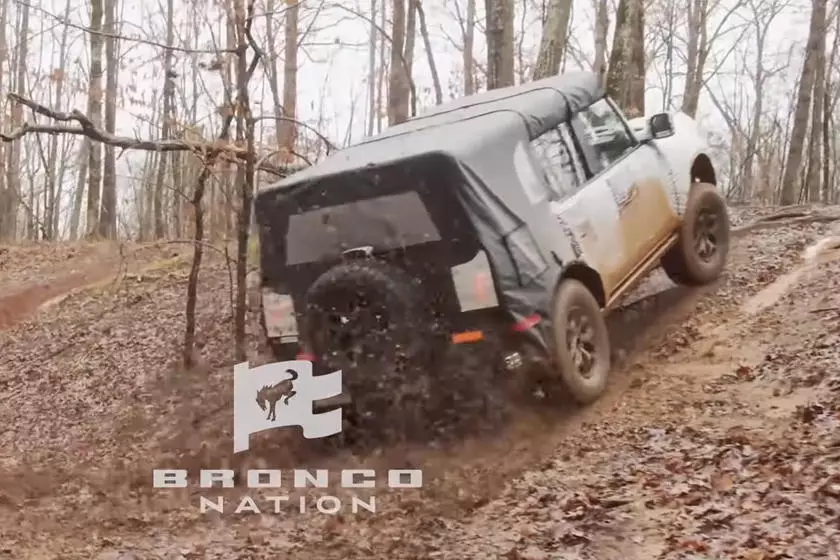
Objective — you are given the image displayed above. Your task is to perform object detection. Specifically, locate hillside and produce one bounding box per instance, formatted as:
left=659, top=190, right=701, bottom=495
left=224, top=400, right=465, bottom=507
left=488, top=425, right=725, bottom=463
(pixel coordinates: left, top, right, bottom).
left=0, top=206, right=839, bottom=559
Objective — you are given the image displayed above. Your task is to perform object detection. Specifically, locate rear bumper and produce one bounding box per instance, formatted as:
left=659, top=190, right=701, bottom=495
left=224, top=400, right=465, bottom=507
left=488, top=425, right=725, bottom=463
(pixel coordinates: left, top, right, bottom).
left=264, top=309, right=550, bottom=411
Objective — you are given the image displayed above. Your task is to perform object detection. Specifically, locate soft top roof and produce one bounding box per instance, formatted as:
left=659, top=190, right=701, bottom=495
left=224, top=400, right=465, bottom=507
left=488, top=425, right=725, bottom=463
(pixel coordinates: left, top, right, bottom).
left=262, top=71, right=604, bottom=192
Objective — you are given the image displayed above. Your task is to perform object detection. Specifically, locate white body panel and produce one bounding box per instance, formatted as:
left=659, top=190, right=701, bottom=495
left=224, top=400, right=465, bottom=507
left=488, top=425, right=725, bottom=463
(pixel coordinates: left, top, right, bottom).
left=629, top=111, right=712, bottom=214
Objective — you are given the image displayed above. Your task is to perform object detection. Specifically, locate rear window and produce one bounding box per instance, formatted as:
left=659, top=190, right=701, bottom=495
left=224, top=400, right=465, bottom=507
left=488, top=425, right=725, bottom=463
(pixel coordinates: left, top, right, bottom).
left=285, top=191, right=442, bottom=265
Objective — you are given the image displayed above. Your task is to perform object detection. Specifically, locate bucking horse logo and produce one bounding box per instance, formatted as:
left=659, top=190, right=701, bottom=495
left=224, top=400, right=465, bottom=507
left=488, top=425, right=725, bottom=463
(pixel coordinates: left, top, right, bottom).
left=256, top=369, right=298, bottom=421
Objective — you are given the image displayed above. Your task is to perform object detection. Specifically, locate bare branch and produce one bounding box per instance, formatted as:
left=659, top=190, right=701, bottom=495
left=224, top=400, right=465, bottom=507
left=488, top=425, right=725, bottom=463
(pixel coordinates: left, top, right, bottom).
left=16, top=0, right=234, bottom=54
left=0, top=93, right=298, bottom=178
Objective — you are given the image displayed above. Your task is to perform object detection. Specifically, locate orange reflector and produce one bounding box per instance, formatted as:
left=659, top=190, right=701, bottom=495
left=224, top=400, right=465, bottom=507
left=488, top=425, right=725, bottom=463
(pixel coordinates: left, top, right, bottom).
left=452, top=330, right=484, bottom=343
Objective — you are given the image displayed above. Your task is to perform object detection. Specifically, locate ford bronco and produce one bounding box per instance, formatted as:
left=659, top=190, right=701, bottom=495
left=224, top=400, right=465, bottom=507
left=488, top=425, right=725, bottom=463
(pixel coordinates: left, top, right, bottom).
left=254, top=71, right=730, bottom=436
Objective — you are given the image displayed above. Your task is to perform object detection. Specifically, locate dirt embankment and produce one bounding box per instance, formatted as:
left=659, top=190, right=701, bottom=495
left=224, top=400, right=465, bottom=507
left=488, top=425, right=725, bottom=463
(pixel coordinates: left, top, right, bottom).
left=0, top=206, right=839, bottom=559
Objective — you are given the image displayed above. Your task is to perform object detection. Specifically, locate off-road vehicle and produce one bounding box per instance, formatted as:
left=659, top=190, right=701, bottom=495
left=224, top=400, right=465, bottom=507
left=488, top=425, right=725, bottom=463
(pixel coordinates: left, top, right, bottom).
left=254, top=71, right=730, bottom=436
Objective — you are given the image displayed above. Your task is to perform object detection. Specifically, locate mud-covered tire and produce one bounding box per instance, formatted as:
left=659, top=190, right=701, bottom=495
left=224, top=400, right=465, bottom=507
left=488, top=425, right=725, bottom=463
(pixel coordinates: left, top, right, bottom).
left=304, top=260, right=440, bottom=442
left=304, top=260, right=429, bottom=372
left=661, top=183, right=730, bottom=286
left=549, top=279, right=611, bottom=404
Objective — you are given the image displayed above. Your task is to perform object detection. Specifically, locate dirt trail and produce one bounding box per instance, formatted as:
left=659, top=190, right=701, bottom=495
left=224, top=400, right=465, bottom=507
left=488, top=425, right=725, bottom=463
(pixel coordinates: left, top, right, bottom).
left=0, top=208, right=839, bottom=559
left=0, top=243, right=117, bottom=330
left=0, top=242, right=188, bottom=332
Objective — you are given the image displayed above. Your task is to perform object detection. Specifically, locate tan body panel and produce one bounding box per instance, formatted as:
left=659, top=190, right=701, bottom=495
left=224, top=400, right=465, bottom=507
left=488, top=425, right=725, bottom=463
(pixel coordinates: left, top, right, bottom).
left=599, top=178, right=680, bottom=305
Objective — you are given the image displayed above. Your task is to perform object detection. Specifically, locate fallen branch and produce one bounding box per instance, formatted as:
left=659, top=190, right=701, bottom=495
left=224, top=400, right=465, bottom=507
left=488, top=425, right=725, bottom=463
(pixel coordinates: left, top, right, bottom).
left=0, top=93, right=311, bottom=178
left=732, top=213, right=840, bottom=238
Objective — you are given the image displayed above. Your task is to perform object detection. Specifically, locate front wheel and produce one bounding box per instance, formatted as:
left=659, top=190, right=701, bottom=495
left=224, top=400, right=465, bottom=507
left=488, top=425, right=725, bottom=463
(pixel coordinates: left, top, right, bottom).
left=549, top=279, right=611, bottom=404
left=661, top=182, right=730, bottom=286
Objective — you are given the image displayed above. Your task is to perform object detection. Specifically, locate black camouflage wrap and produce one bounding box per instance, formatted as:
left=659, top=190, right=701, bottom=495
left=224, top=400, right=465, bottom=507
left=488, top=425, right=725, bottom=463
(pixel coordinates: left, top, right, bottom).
left=257, top=72, right=606, bottom=353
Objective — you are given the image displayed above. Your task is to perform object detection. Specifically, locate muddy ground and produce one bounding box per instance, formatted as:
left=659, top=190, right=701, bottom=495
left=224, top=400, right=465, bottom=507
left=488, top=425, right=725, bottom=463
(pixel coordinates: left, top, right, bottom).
left=1, top=205, right=839, bottom=559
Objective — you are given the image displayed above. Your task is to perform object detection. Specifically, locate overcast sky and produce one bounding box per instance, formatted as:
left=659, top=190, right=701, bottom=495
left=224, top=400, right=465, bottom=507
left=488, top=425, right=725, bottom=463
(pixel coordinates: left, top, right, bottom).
left=15, top=0, right=814, bottom=228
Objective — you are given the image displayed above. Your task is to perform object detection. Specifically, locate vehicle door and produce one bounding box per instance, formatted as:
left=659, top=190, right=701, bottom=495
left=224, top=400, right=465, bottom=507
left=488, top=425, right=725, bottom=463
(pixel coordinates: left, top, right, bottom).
left=569, top=98, right=679, bottom=288
left=527, top=123, right=627, bottom=296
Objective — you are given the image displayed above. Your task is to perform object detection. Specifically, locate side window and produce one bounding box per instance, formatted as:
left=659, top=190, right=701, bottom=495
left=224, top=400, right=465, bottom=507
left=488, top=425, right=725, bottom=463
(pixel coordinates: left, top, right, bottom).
left=573, top=98, right=638, bottom=176
left=529, top=123, right=585, bottom=201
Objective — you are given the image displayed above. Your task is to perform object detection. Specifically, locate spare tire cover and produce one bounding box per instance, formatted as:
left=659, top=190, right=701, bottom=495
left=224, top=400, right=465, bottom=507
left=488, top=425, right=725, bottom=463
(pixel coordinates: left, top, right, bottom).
left=303, top=260, right=428, bottom=376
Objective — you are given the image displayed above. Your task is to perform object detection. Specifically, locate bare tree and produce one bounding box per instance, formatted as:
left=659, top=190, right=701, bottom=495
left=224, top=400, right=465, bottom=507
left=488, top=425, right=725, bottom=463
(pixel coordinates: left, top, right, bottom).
left=533, top=0, right=573, bottom=80
left=417, top=0, right=443, bottom=104
left=86, top=0, right=105, bottom=238
left=606, top=0, right=645, bottom=116
left=780, top=0, right=826, bottom=205
left=805, top=4, right=827, bottom=202
left=464, top=0, right=477, bottom=94
left=367, top=0, right=378, bottom=135
left=680, top=0, right=708, bottom=117
left=279, top=0, right=299, bottom=160
left=1, top=0, right=30, bottom=240
left=151, top=0, right=177, bottom=239
left=388, top=0, right=410, bottom=124
left=45, top=0, right=75, bottom=239
left=740, top=0, right=788, bottom=201
left=98, top=0, right=119, bottom=238
left=593, top=0, right=609, bottom=77
left=485, top=0, right=515, bottom=89
left=0, top=0, right=8, bottom=239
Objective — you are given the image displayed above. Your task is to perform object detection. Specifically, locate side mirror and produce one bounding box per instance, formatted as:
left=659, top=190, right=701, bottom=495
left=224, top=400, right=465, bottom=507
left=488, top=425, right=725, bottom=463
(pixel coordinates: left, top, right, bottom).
left=649, top=113, right=675, bottom=139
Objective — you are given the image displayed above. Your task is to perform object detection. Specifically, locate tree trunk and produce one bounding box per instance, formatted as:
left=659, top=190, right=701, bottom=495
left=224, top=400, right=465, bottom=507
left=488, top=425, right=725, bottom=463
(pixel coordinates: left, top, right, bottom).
left=98, top=0, right=119, bottom=238
left=2, top=0, right=30, bottom=240
left=232, top=0, right=257, bottom=361
left=592, top=0, right=609, bottom=77
left=69, top=143, right=89, bottom=240
left=366, top=0, right=377, bottom=135
left=822, top=88, right=831, bottom=202
left=376, top=0, right=387, bottom=132
left=680, top=0, right=708, bottom=117
left=264, top=0, right=284, bottom=150
left=279, top=0, right=299, bottom=161
left=417, top=0, right=443, bottom=104
left=463, top=0, right=476, bottom=94
left=152, top=0, right=176, bottom=238
left=741, top=13, right=771, bottom=202
left=532, top=0, right=573, bottom=80
left=806, top=18, right=826, bottom=202
left=484, top=0, right=515, bottom=90
left=605, top=0, right=645, bottom=117
left=85, top=0, right=104, bottom=238
left=44, top=0, right=73, bottom=240
left=780, top=0, right=826, bottom=205
left=0, top=0, right=8, bottom=239
left=388, top=0, right=410, bottom=124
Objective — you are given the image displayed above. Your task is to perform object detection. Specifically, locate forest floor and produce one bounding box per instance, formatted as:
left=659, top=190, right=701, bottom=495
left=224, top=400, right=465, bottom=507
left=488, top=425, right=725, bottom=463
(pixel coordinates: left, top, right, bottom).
left=1, top=205, right=840, bottom=559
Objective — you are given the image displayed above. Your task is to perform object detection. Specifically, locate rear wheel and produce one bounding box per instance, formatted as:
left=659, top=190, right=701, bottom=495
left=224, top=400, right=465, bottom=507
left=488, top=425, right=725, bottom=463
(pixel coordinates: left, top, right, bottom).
left=303, top=260, right=440, bottom=442
left=549, top=279, right=611, bottom=404
left=661, top=182, right=730, bottom=286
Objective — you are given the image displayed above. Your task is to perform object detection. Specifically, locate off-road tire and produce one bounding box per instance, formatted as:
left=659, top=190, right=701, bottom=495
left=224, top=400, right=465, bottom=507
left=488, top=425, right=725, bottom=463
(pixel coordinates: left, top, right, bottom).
left=661, top=182, right=730, bottom=286
left=304, top=260, right=440, bottom=443
left=304, top=259, right=430, bottom=372
left=549, top=279, right=611, bottom=404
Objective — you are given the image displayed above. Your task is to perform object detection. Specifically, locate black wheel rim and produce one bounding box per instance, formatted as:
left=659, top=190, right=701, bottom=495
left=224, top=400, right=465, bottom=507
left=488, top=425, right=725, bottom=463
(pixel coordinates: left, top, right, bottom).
left=565, top=307, right=598, bottom=378
left=694, top=207, right=722, bottom=262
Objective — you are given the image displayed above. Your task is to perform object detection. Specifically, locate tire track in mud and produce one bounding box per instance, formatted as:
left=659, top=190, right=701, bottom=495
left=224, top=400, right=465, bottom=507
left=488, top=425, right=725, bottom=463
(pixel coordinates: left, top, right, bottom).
left=268, top=214, right=840, bottom=559
left=425, top=222, right=840, bottom=559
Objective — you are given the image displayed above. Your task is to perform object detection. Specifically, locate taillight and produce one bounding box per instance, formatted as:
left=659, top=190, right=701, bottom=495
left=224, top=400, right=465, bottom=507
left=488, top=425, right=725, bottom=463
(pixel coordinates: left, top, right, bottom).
left=262, top=290, right=299, bottom=339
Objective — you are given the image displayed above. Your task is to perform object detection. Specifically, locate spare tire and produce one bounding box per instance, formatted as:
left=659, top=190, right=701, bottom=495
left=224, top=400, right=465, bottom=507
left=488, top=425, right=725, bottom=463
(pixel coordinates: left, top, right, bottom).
left=303, top=260, right=437, bottom=438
